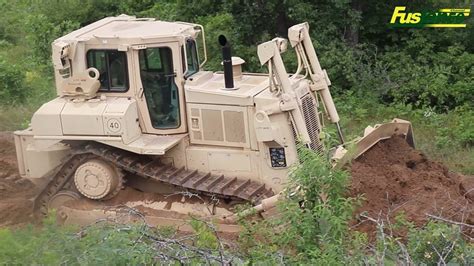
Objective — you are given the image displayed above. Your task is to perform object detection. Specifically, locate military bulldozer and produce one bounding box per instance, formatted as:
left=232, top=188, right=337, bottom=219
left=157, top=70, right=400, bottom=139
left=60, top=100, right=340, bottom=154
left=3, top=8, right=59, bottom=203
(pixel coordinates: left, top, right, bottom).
left=14, top=15, right=414, bottom=230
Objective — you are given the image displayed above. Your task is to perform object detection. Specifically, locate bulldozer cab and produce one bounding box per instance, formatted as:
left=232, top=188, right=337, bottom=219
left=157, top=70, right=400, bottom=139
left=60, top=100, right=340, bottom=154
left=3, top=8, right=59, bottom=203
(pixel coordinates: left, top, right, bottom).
left=52, top=15, right=205, bottom=135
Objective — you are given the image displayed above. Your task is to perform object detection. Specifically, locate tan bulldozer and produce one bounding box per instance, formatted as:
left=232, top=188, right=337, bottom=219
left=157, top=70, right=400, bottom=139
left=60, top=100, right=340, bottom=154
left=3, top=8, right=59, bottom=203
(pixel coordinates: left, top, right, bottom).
left=14, top=15, right=414, bottom=231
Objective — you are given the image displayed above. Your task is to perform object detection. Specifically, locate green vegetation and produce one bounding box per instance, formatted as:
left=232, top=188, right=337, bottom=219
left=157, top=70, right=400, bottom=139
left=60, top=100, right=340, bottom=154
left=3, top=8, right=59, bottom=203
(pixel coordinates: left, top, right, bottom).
left=0, top=213, right=237, bottom=264
left=0, top=0, right=472, bottom=264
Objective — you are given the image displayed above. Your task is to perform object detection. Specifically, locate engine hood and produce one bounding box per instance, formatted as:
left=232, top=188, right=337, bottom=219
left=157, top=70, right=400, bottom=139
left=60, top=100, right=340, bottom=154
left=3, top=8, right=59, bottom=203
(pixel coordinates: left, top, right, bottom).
left=184, top=71, right=270, bottom=106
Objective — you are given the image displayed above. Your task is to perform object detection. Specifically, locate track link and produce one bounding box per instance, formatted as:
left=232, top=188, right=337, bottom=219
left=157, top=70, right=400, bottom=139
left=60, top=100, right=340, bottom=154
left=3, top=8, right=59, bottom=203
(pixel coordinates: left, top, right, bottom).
left=35, top=143, right=274, bottom=216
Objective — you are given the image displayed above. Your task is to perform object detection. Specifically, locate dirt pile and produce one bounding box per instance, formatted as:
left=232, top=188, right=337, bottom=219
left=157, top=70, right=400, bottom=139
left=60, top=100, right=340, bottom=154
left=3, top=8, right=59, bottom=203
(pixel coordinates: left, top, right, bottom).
left=0, top=133, right=37, bottom=227
left=350, top=135, right=474, bottom=238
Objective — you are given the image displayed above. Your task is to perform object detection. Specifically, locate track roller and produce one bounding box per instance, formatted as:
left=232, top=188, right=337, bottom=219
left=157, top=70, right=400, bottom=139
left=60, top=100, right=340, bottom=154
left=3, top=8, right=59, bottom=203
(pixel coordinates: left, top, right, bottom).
left=47, top=190, right=81, bottom=210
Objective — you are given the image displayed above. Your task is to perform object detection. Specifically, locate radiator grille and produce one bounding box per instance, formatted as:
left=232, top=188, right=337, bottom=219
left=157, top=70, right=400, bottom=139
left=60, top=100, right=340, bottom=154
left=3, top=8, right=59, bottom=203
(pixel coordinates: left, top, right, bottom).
left=301, top=94, right=324, bottom=154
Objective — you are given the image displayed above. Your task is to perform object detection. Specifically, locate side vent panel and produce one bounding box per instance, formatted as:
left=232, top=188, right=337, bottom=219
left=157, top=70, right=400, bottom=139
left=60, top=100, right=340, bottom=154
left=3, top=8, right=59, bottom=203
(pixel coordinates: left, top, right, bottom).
left=187, top=103, right=250, bottom=148
left=202, top=109, right=224, bottom=141
left=192, top=131, right=202, bottom=140
left=224, top=111, right=246, bottom=143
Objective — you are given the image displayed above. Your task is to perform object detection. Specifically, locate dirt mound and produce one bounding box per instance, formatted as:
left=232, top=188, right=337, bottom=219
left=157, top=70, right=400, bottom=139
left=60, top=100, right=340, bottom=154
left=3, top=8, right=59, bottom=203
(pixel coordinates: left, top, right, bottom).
left=0, top=133, right=18, bottom=179
left=350, top=135, right=473, bottom=238
left=0, top=132, right=37, bottom=227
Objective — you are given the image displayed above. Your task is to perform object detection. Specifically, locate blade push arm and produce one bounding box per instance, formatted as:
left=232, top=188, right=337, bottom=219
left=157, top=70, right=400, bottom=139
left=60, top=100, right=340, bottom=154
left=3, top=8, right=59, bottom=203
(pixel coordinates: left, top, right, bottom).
left=288, top=22, right=345, bottom=144
left=257, top=38, right=311, bottom=144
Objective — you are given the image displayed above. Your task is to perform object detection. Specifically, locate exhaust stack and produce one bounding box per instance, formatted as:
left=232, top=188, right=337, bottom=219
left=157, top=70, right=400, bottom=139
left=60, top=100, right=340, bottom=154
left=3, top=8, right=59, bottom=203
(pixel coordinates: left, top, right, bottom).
left=218, top=35, right=235, bottom=90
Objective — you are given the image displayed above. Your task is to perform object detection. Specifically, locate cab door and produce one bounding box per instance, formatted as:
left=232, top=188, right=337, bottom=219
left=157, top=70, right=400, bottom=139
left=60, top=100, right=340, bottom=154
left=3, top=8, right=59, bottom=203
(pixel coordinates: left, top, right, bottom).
left=133, top=43, right=187, bottom=134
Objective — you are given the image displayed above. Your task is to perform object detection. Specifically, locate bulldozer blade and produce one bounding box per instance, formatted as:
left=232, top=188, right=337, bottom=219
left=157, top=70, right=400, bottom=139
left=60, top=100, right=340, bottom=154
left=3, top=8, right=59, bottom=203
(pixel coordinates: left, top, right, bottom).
left=334, top=118, right=415, bottom=167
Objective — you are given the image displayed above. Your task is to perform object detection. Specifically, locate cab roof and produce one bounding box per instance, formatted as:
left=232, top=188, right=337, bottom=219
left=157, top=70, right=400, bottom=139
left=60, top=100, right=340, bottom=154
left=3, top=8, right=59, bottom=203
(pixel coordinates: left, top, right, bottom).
left=56, top=14, right=197, bottom=43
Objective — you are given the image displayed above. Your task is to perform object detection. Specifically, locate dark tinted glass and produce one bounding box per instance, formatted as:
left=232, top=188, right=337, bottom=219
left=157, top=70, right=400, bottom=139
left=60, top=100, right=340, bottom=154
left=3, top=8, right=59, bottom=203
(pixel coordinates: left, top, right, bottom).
left=86, top=50, right=128, bottom=92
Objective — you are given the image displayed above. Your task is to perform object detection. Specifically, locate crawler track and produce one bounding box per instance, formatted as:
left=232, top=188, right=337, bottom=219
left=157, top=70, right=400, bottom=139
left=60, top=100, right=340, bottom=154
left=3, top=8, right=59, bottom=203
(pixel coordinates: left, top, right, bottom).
left=34, top=142, right=274, bottom=216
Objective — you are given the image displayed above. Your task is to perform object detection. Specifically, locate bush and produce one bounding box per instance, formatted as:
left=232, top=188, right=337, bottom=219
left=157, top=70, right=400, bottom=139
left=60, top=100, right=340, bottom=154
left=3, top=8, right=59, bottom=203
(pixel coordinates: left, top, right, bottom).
left=237, top=146, right=360, bottom=264
left=434, top=105, right=474, bottom=148
left=0, top=215, right=156, bottom=264
left=0, top=58, right=28, bottom=105
left=0, top=212, right=238, bottom=264
left=25, top=14, right=80, bottom=64
left=380, top=35, right=474, bottom=110
left=408, top=221, right=474, bottom=265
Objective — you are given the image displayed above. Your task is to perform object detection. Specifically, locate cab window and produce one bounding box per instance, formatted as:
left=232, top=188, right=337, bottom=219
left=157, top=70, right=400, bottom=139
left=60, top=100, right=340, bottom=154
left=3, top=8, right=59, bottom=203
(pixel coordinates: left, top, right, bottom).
left=139, top=47, right=180, bottom=129
left=86, top=50, right=129, bottom=92
left=184, top=39, right=199, bottom=77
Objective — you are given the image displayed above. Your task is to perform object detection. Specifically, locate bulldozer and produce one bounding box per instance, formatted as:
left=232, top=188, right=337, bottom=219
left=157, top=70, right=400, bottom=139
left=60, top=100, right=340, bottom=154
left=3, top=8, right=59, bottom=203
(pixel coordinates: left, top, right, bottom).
left=14, top=15, right=414, bottom=231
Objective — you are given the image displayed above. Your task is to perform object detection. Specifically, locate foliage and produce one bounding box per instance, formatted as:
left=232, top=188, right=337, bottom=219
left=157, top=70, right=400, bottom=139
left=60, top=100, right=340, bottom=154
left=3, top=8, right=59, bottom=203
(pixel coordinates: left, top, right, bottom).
left=276, top=149, right=357, bottom=263
left=0, top=212, right=238, bottom=265
left=0, top=58, right=28, bottom=105
left=1, top=202, right=472, bottom=264
left=189, top=218, right=219, bottom=250
left=407, top=221, right=473, bottom=265
left=25, top=14, right=80, bottom=64
left=237, top=146, right=361, bottom=264
left=434, top=105, right=474, bottom=148
left=0, top=214, right=156, bottom=264
left=380, top=39, right=474, bottom=110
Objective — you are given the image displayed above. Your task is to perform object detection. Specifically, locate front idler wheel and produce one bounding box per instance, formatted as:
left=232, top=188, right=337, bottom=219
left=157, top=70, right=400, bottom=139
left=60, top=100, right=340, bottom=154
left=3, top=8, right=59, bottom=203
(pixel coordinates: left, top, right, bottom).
left=73, top=159, right=123, bottom=200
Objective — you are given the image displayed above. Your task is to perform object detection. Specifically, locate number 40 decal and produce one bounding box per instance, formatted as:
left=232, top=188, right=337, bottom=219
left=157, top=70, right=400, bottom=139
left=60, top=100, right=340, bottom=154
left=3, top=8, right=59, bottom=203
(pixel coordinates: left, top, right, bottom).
left=107, top=118, right=121, bottom=133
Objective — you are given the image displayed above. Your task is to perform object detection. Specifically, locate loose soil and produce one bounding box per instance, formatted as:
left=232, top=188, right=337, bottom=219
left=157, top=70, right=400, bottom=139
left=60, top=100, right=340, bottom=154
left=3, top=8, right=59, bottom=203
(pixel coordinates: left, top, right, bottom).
left=350, top=135, right=474, bottom=239
left=0, top=132, right=37, bottom=227
left=64, top=186, right=234, bottom=219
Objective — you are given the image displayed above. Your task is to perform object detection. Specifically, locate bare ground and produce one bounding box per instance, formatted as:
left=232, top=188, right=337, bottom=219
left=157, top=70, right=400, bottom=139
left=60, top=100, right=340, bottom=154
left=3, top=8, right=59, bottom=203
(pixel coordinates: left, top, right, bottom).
left=0, top=132, right=37, bottom=227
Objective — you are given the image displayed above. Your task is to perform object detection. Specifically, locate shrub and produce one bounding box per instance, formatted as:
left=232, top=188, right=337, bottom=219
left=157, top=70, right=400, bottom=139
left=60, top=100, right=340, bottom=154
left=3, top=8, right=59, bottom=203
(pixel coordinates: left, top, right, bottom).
left=24, top=14, right=79, bottom=64
left=408, top=221, right=473, bottom=265
left=0, top=58, right=28, bottom=105
left=237, top=145, right=360, bottom=264
left=0, top=212, right=237, bottom=264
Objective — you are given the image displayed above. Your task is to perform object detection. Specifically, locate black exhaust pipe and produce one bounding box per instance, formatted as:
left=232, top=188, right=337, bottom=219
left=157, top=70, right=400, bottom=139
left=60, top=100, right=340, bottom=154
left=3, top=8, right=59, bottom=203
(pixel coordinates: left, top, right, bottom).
left=218, top=35, right=234, bottom=89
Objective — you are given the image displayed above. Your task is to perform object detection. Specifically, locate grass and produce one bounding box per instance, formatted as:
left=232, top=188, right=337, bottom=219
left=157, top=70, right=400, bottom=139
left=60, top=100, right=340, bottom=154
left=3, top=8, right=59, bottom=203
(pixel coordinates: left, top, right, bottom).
left=0, top=106, right=37, bottom=131
left=0, top=66, right=56, bottom=131
left=414, top=125, right=473, bottom=176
